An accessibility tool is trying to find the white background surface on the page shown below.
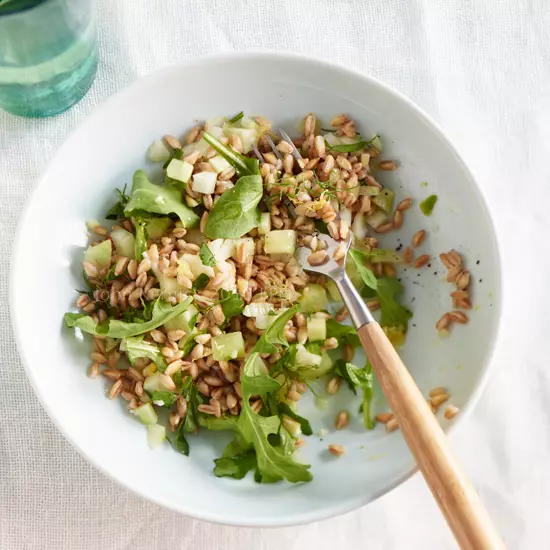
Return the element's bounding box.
[1,1,548,548]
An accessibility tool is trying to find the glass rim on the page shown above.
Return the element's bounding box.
[0,0,47,16]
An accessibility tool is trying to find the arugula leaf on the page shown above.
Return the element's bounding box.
[325,319,360,348]
[199,415,239,431]
[253,304,300,355]
[150,391,178,407]
[192,273,210,292]
[199,243,216,267]
[349,249,378,291]
[218,289,244,321]
[105,185,129,220]
[324,135,381,154]
[64,297,193,338]
[376,277,412,331]
[134,218,148,261]
[228,111,244,124]
[278,403,313,436]
[335,360,375,429]
[124,336,168,372]
[171,421,190,455]
[162,148,183,170]
[204,175,262,239]
[202,131,259,177]
[180,376,205,434]
[214,453,257,479]
[124,170,199,228]
[237,353,312,483]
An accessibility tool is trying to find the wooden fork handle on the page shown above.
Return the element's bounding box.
[358,322,505,550]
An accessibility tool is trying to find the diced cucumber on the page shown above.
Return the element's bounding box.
[230,238,254,261]
[205,117,226,131]
[212,332,245,361]
[147,423,166,448]
[243,303,275,317]
[179,253,215,279]
[222,125,258,153]
[143,372,175,393]
[373,189,394,213]
[258,212,271,235]
[111,228,135,259]
[365,208,389,230]
[147,139,172,163]
[182,138,210,158]
[370,134,383,152]
[146,218,171,240]
[339,207,352,227]
[300,352,333,380]
[166,159,193,184]
[134,403,158,425]
[326,279,342,301]
[324,132,341,147]
[208,239,234,264]
[282,416,302,438]
[264,230,296,255]
[352,212,368,240]
[299,284,328,313]
[84,239,112,271]
[295,344,322,367]
[86,219,101,232]
[255,313,278,330]
[307,316,326,341]
[164,303,198,333]
[209,155,232,174]
[192,171,217,194]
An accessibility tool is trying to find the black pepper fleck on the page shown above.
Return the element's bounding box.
[476,260,480,265]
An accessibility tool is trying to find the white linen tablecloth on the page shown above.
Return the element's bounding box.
[1,1,549,548]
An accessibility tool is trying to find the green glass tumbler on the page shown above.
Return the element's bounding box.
[0,0,98,117]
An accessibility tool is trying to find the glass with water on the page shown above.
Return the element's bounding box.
[0,0,98,117]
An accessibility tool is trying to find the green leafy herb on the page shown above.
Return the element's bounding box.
[199,243,217,267]
[150,391,178,407]
[124,336,168,372]
[64,297,193,338]
[214,452,257,479]
[376,277,412,331]
[335,360,375,429]
[278,403,313,436]
[228,111,244,124]
[204,175,262,239]
[134,218,148,260]
[314,219,329,235]
[192,273,210,292]
[420,194,438,216]
[325,319,360,348]
[199,415,239,432]
[218,289,244,321]
[180,376,205,434]
[238,353,312,483]
[202,131,259,177]
[253,304,300,355]
[162,148,183,170]
[105,185,129,220]
[324,134,381,153]
[349,249,378,290]
[171,421,190,455]
[124,170,199,228]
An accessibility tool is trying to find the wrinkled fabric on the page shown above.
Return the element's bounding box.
[1,0,548,548]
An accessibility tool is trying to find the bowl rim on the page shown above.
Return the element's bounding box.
[9,50,503,527]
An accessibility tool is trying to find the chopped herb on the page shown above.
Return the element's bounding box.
[192,273,210,292]
[278,403,313,436]
[150,391,178,407]
[420,194,438,216]
[105,185,129,220]
[199,243,217,267]
[218,289,244,321]
[228,111,244,124]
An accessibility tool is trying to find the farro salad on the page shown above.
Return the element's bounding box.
[65,113,470,483]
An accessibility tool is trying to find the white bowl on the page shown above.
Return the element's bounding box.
[11,52,501,527]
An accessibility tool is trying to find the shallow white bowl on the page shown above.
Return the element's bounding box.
[11,52,501,527]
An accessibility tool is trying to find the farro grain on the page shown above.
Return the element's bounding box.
[431,393,449,408]
[308,249,328,266]
[335,411,350,429]
[108,379,123,399]
[396,198,412,211]
[379,160,397,170]
[335,306,349,321]
[456,270,471,290]
[326,376,341,395]
[448,310,469,324]
[444,405,460,419]
[167,329,186,342]
[90,351,107,364]
[83,261,99,278]
[412,230,426,248]
[435,313,451,331]
[203,375,224,387]
[149,329,166,343]
[114,257,129,276]
[375,413,393,424]
[185,126,200,145]
[336,156,352,171]
[134,381,144,397]
[165,135,182,149]
[429,387,447,398]
[127,397,138,410]
[102,368,121,381]
[127,259,138,279]
[286,390,302,401]
[89,363,100,378]
[413,254,430,268]
[440,250,462,269]
[375,222,394,234]
[366,299,381,311]
[135,272,147,288]
[328,444,345,456]
[165,360,183,376]
[386,418,399,433]
[127,366,144,382]
[137,258,151,275]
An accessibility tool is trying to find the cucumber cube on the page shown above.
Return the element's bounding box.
[307,316,326,341]
[258,212,271,235]
[264,230,296,255]
[134,403,158,425]
[166,159,193,184]
[212,332,245,361]
[147,423,166,448]
[84,239,112,271]
[192,171,217,194]
[299,284,328,313]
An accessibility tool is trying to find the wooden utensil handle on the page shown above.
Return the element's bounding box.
[358,322,505,550]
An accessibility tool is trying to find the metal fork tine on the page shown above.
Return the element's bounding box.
[266,135,283,160]
[278,129,303,162]
[253,145,264,163]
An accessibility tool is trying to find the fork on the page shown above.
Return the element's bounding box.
[256,130,504,550]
